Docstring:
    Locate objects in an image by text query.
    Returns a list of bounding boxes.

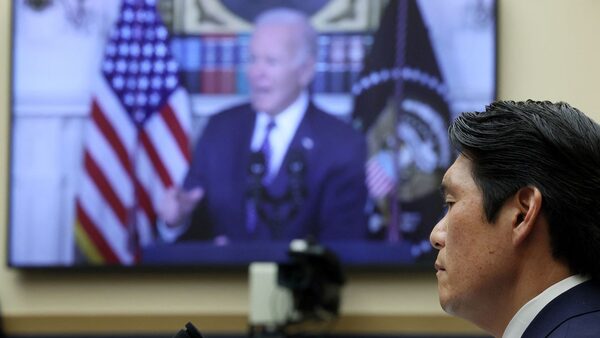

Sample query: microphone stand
[247,150,307,239]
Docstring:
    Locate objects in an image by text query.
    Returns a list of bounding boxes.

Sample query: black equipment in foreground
[277,239,346,322]
[173,322,204,338]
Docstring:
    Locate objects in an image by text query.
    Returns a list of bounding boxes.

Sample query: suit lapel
[238,106,257,174]
[522,280,600,337]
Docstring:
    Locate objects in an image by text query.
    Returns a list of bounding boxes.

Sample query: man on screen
[430,100,600,337]
[158,8,368,243]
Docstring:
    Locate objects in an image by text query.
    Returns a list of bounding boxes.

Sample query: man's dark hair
[449,100,600,279]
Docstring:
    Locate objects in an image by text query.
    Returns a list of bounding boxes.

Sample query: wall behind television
[1,0,600,335]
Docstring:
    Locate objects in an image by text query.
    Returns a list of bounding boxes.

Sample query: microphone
[248,151,267,178]
[247,151,266,200]
[246,151,267,232]
[172,322,204,338]
[287,149,307,205]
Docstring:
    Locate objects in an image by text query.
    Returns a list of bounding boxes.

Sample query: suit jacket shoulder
[203,102,254,130]
[522,279,600,337]
[304,103,363,141]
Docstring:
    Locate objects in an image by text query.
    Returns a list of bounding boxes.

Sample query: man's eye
[442,201,454,213]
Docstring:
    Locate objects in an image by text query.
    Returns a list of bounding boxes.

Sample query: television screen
[8,0,497,268]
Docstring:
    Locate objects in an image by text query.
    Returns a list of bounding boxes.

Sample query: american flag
[74,0,192,265]
[366,151,397,199]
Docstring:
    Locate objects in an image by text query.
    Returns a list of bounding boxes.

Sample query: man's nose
[430,218,446,250]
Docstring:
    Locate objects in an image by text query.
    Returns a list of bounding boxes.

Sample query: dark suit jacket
[522,279,600,337]
[182,101,368,241]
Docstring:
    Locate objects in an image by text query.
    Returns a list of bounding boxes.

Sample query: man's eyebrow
[439,182,447,198]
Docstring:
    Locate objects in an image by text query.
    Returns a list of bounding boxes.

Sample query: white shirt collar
[251,91,308,177]
[502,274,590,338]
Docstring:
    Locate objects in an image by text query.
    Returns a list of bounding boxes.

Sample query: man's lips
[250,86,271,94]
[435,261,446,272]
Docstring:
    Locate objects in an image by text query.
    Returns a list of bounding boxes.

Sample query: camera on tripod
[248,239,345,336]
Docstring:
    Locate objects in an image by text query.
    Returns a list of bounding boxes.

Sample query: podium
[141,240,421,267]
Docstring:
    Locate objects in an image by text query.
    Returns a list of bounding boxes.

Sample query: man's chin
[437,287,454,313]
[251,102,272,114]
[250,96,269,108]
[439,298,456,316]
[438,292,463,318]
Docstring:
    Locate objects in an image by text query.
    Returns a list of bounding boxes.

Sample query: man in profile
[158,8,368,243]
[430,100,600,337]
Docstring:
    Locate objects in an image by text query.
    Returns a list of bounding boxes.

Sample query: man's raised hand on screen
[158,186,204,226]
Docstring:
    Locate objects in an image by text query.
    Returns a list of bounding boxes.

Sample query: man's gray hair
[254,7,318,61]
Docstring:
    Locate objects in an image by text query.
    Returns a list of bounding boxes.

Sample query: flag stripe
[84,151,128,225]
[135,178,157,225]
[79,173,133,264]
[91,99,134,177]
[95,78,137,149]
[366,157,396,198]
[75,221,103,263]
[168,88,193,131]
[76,200,120,264]
[139,130,173,188]
[135,147,167,211]
[87,121,133,205]
[160,103,191,163]
[144,110,188,187]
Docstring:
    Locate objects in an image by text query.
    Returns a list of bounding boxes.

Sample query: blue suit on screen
[181,101,369,242]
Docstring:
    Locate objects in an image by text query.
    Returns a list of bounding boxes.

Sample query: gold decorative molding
[4,313,484,335]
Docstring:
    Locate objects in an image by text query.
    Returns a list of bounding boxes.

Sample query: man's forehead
[441,155,472,192]
[251,25,298,47]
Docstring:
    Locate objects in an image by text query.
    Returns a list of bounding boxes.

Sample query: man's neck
[501,274,588,338]
[491,260,572,337]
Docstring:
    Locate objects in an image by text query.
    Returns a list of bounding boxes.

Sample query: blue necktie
[247,119,276,234]
[260,120,276,183]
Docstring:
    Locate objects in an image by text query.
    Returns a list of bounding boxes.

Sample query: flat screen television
[8,0,497,268]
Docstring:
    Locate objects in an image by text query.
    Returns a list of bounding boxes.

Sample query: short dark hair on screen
[449,100,600,278]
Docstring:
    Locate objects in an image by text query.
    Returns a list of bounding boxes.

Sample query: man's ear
[511,186,543,246]
[298,56,316,87]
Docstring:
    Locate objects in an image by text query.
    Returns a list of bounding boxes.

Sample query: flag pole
[387,0,409,243]
[128,128,142,262]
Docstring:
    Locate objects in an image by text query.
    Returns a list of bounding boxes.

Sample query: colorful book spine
[236,34,250,95]
[328,34,348,93]
[218,35,237,94]
[312,35,330,93]
[348,34,366,88]
[200,35,218,94]
[170,35,202,94]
